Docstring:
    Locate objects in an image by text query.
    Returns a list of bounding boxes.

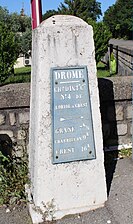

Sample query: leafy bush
[0,6,32,83]
[0,22,20,83]
[0,149,29,205]
[87,19,112,64]
[103,0,133,39]
[97,62,110,78]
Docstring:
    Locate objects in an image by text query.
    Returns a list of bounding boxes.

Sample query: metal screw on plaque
[55,81,58,85]
[56,156,58,159]
[89,151,92,154]
[83,79,85,82]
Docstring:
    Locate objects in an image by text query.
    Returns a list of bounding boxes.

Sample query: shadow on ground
[98,78,119,196]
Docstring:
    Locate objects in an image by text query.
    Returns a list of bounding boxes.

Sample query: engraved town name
[52,67,96,163]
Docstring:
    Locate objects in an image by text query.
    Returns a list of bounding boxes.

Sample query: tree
[0,6,32,74]
[0,7,31,33]
[19,28,32,55]
[87,19,112,63]
[0,22,20,82]
[58,0,102,21]
[0,6,32,82]
[103,0,133,39]
[58,0,81,16]
[0,7,32,54]
[9,13,32,54]
[42,10,58,20]
[0,6,10,24]
[10,12,31,33]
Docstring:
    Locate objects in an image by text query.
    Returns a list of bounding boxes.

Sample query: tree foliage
[103,0,133,39]
[0,6,10,24]
[42,0,102,22]
[10,12,31,33]
[0,7,19,82]
[19,28,32,55]
[9,12,32,54]
[88,19,112,63]
[0,21,20,82]
[0,6,32,82]
[58,0,102,21]
[58,0,81,16]
[42,10,58,20]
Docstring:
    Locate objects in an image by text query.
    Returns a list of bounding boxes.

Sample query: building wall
[0,77,132,155]
[14,55,32,69]
[14,56,25,68]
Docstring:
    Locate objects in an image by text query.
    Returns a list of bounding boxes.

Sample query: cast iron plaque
[51,66,96,164]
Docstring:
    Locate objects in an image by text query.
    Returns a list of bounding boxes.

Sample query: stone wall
[98,76,132,149]
[0,77,132,154]
[109,39,133,76]
[0,83,30,156]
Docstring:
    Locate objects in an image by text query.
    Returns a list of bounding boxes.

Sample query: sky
[0,0,116,18]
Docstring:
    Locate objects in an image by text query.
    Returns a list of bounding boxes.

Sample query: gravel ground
[0,157,133,224]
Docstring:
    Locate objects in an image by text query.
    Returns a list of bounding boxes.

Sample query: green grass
[97,62,110,78]
[14,66,31,75]
[119,148,132,158]
[1,66,31,85]
[1,62,111,85]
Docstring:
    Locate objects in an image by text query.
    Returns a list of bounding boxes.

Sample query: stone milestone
[29,15,107,223]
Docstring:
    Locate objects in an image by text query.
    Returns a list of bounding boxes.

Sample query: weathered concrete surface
[29,15,107,222]
[98,76,132,101]
[109,39,133,51]
[0,157,133,224]
[0,83,30,108]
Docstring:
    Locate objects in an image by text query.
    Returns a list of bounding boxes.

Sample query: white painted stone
[126,105,132,119]
[9,112,16,126]
[19,112,30,124]
[0,130,13,138]
[17,130,26,140]
[29,15,107,223]
[117,123,127,136]
[115,105,124,121]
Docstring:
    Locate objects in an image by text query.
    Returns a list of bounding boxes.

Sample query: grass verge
[97,62,110,78]
[0,66,31,85]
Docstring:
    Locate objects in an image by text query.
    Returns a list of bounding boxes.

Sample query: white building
[14,52,32,69]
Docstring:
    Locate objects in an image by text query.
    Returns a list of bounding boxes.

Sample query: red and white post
[31,0,42,29]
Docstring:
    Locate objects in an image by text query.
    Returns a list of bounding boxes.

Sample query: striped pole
[31,0,42,29]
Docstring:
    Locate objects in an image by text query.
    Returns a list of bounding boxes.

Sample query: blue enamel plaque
[51,66,96,164]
